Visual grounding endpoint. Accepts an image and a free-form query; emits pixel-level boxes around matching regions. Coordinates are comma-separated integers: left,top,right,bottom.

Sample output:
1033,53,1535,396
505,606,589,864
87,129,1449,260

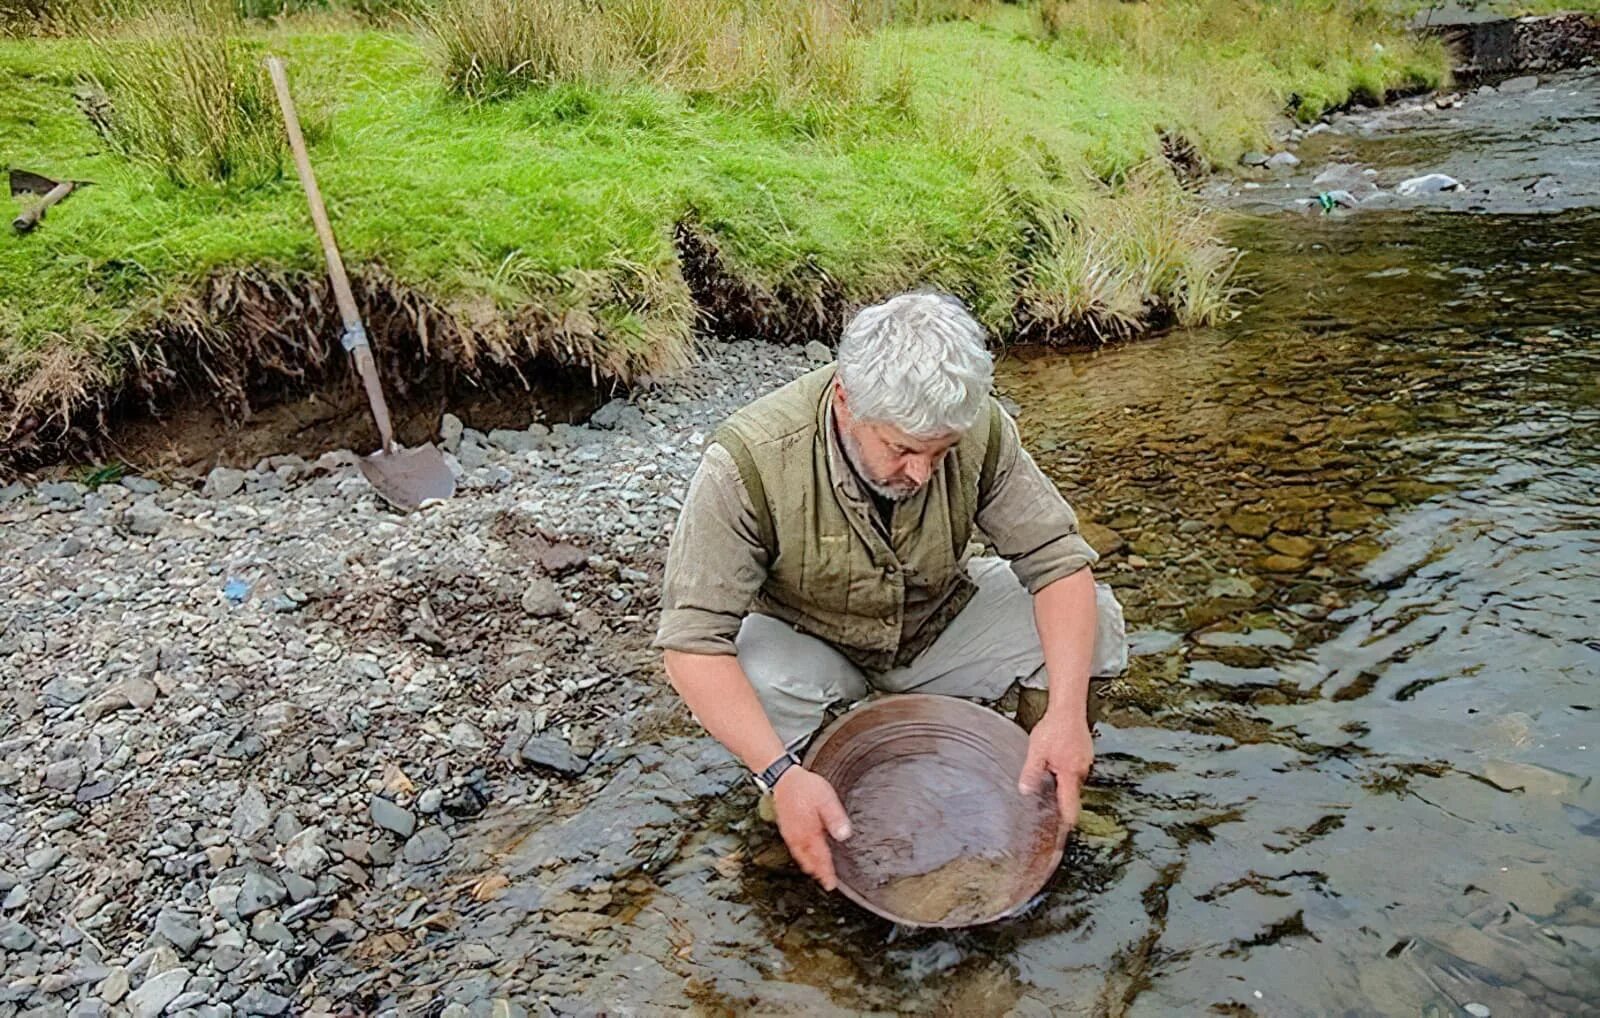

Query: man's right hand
773,767,853,890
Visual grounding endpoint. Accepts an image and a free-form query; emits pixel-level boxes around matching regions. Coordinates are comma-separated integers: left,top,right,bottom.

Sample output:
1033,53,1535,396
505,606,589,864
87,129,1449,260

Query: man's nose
904,456,932,486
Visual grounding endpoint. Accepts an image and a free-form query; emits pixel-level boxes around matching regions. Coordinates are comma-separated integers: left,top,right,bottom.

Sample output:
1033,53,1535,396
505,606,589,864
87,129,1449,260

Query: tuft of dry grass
430,0,860,104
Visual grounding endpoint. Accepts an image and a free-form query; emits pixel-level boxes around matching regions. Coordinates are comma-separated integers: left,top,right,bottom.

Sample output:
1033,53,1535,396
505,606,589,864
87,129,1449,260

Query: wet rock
520,578,564,618
369,797,416,838
1205,576,1256,600
442,785,488,819
203,467,247,498
518,735,589,777
804,340,831,363
402,827,452,865
1397,173,1461,196
1260,554,1310,573
1266,534,1318,559
1223,512,1272,539
128,967,189,1018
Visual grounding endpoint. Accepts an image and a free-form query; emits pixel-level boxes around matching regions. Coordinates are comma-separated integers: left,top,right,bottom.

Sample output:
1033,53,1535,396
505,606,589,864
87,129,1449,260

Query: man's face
833,383,961,501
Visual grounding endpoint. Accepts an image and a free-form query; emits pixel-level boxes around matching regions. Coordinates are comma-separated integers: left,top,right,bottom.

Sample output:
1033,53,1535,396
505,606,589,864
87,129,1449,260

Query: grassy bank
0,1,1447,464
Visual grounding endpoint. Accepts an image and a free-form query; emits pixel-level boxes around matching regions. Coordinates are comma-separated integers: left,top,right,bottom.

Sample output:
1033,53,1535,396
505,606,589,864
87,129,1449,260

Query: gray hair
835,292,994,438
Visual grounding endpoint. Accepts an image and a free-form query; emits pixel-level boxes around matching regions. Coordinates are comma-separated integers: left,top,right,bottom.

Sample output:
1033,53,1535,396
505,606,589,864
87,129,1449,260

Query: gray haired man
653,292,1126,892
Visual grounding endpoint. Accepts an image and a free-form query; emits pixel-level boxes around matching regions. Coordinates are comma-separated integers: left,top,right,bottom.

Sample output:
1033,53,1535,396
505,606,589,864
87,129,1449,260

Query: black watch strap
754,751,800,793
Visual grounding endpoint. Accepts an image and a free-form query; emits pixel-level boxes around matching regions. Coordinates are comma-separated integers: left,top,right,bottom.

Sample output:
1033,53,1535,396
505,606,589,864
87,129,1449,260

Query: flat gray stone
120,476,162,495
519,577,563,618
202,467,247,498
154,908,202,956
402,827,452,865
127,967,190,1018
804,340,831,363
369,796,416,838
1266,151,1301,170
236,988,292,1016
1498,75,1537,94
518,735,589,777
235,870,286,918
0,920,36,951
123,500,169,537
487,428,537,454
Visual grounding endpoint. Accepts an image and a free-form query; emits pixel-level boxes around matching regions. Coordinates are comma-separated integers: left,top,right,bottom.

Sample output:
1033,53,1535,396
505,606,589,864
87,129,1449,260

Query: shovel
265,56,455,512
10,169,91,234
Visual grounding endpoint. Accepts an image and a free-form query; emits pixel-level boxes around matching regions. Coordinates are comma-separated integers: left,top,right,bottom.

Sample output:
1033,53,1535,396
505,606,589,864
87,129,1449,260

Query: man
653,292,1126,892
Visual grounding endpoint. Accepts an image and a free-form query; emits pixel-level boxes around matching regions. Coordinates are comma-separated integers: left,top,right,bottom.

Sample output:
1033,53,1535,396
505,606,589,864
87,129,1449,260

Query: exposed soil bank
2,220,1196,483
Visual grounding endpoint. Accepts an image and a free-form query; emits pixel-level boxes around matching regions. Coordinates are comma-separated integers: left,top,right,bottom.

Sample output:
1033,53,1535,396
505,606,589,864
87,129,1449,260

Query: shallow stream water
426,72,1599,1017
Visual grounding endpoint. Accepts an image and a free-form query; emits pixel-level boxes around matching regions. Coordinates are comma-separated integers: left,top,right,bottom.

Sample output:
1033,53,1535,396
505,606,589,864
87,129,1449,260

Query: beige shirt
653,403,1098,659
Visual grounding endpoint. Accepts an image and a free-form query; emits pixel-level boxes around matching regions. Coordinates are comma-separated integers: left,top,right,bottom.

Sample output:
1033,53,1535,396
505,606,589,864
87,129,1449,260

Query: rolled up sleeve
651,442,770,657
976,408,1099,593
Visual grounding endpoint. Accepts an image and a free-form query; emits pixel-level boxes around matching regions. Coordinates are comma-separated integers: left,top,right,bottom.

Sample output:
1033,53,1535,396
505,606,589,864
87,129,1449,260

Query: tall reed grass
80,0,291,187
431,0,860,103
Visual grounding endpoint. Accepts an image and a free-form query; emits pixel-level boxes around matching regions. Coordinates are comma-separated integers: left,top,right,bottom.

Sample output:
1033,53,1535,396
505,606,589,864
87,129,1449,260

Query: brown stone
1267,534,1318,559
1224,512,1272,539
1328,507,1377,531
1080,522,1126,557
1260,554,1309,573
1361,491,1398,507
1331,538,1383,568
548,911,613,939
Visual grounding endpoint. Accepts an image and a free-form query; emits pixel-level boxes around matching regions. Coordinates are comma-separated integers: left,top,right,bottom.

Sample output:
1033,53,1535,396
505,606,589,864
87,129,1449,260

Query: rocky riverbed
0,340,820,1017
4,67,1599,1018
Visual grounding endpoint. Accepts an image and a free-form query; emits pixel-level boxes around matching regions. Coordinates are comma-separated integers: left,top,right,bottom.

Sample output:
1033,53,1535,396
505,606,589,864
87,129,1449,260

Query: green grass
0,2,1449,436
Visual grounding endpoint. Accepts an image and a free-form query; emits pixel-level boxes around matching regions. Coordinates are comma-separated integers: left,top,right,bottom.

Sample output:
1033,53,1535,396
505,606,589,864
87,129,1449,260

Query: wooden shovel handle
12,180,74,234
265,55,396,451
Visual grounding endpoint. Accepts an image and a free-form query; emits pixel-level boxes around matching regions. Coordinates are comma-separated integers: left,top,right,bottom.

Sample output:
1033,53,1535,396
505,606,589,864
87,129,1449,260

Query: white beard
840,427,920,501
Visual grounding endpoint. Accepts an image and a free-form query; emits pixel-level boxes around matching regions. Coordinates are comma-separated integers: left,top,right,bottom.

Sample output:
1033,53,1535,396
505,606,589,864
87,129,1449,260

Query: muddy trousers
736,557,1128,749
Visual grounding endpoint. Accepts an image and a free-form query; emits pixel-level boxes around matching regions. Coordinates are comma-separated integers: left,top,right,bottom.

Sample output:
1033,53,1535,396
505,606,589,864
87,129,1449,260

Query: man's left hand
1017,709,1093,837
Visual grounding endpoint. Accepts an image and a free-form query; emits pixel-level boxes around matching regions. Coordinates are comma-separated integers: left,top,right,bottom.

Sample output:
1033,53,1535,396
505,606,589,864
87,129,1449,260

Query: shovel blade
357,443,456,512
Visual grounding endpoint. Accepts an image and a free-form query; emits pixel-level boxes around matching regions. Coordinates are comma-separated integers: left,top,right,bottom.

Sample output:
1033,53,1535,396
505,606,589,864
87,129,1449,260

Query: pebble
519,577,564,618
0,339,817,1007
1498,75,1537,94
804,340,831,363
0,920,37,951
235,988,292,1016
1464,1005,1491,1018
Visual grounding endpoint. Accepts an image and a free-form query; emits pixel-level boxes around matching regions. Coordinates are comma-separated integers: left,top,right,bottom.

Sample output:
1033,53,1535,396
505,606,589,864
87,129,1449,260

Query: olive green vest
714,366,1002,673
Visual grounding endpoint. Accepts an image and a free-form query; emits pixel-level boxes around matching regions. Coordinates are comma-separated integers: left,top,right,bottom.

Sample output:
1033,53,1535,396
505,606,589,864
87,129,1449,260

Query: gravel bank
0,340,817,1016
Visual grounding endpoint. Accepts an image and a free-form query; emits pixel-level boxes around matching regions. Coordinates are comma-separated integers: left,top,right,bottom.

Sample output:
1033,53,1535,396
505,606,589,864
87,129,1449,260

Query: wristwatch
752,750,801,793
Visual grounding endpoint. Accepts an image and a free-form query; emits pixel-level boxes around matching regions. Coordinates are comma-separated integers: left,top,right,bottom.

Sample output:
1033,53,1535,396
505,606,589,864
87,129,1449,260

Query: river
433,70,1599,1017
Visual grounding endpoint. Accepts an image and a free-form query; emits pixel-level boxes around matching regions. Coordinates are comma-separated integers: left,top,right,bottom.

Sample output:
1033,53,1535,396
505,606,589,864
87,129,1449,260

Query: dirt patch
2,269,611,481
